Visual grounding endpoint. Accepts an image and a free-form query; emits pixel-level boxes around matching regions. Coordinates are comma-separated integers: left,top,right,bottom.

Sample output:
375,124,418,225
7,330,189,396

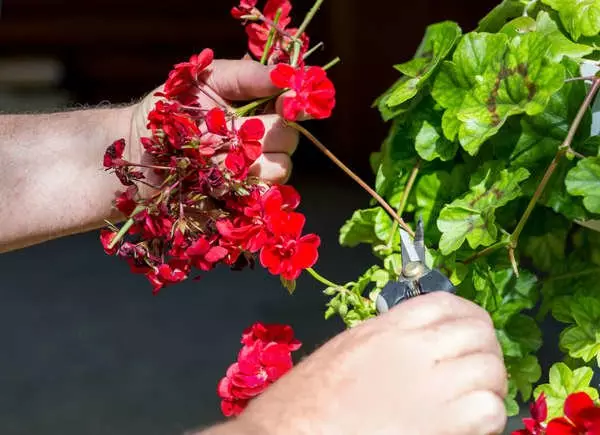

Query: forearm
0,106,134,253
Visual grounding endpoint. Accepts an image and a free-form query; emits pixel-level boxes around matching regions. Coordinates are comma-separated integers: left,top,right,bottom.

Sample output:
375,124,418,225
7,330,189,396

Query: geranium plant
99,0,600,427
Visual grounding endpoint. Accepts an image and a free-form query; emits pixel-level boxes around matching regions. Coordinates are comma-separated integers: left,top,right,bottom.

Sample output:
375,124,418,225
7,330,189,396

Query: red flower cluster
217,322,301,416
101,49,320,293
514,392,600,435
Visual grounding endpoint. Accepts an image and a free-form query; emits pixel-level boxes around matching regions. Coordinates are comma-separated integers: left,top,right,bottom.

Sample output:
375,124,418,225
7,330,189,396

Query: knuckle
472,391,507,434
476,353,508,397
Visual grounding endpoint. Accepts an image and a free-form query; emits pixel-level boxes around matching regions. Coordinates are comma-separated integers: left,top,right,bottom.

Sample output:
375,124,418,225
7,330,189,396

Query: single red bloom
225,118,264,178
547,392,600,435
185,237,228,271
135,210,173,239
104,139,126,168
217,322,301,417
260,211,320,280
513,393,548,435
270,64,336,121
245,0,292,58
205,108,230,136
100,230,118,256
231,0,257,19
114,186,138,217
241,322,302,352
147,101,201,150
260,184,301,216
163,48,214,104
216,218,269,253
147,260,190,294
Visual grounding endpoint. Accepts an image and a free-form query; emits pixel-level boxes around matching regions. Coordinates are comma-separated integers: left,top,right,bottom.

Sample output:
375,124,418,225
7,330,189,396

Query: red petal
205,246,228,263
206,108,228,135
546,418,578,435
239,118,265,142
242,140,263,163
264,0,292,21
292,234,320,270
270,64,296,89
260,245,282,275
532,392,548,423
565,392,596,428
282,97,303,121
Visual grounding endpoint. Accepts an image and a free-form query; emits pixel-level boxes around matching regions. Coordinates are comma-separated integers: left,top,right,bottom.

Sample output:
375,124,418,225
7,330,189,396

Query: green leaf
500,16,537,38
560,326,600,364
500,314,543,357
377,21,462,120
506,355,542,401
566,157,600,214
458,32,566,155
339,208,380,247
536,11,594,61
534,362,599,420
415,120,459,161
477,0,526,32
504,382,521,416
542,0,600,41
553,293,600,363
437,163,530,254
522,208,570,272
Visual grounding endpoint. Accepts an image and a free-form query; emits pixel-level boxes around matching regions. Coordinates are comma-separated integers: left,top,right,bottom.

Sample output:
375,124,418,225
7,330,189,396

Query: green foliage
534,363,599,420
324,0,600,418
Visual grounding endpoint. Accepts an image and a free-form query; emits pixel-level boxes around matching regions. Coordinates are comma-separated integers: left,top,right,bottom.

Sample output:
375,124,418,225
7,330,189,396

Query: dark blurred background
0,1,539,434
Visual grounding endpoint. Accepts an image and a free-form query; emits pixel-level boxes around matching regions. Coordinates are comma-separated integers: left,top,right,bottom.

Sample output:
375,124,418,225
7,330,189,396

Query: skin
0,58,508,434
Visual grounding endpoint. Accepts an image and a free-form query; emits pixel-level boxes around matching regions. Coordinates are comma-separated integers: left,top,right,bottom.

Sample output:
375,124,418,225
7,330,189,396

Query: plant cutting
99,0,600,428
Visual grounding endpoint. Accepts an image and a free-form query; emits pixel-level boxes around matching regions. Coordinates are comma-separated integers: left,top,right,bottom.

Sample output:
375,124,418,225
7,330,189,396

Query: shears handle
375,269,456,314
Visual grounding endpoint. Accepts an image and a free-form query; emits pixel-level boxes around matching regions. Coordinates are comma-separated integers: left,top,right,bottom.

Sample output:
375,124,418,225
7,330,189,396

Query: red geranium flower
185,237,228,271
147,260,190,294
104,138,126,168
513,393,548,435
207,109,264,178
218,322,301,417
547,392,600,435
114,186,138,217
270,64,336,121
260,211,320,280
147,101,201,150
245,0,292,58
162,48,214,104
231,0,257,19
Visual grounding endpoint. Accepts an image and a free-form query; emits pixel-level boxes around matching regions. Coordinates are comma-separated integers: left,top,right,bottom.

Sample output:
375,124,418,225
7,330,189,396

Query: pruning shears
375,219,456,314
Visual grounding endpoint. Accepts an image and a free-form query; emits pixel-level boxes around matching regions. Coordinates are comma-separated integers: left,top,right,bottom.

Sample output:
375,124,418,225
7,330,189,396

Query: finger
243,114,299,155
249,153,292,184
384,292,493,331
416,318,502,362
206,59,279,101
440,391,507,435
434,352,508,400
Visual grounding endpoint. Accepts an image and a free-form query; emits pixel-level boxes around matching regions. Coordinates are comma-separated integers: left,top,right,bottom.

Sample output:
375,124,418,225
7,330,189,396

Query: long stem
306,267,341,288
511,79,600,248
303,42,325,60
107,205,146,249
235,92,284,117
387,161,420,246
464,240,510,264
322,57,341,71
260,8,282,65
291,0,325,66
287,121,414,236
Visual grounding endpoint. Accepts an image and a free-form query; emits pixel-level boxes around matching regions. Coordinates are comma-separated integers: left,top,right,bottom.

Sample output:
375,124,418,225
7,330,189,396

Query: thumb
206,59,279,102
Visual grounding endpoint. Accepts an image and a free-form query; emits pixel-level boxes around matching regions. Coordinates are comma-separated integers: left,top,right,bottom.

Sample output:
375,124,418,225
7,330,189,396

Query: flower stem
291,0,325,66
464,240,510,264
323,57,341,71
260,8,282,65
387,161,420,246
108,205,145,249
303,42,325,60
510,78,600,249
306,267,341,288
235,92,283,117
287,121,414,236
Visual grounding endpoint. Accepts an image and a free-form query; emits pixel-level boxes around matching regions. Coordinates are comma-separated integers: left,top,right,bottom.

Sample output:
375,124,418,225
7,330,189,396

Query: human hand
129,58,299,185
227,292,508,435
